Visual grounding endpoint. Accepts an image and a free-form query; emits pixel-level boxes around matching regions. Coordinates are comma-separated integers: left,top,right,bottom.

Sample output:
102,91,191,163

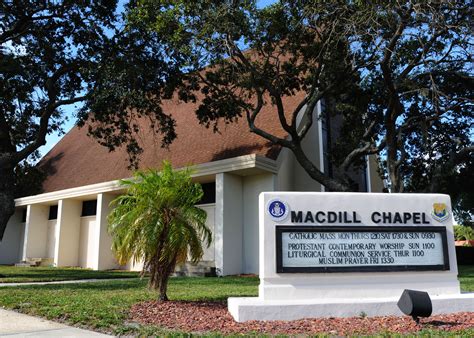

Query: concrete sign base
229,294,474,322
228,192,474,322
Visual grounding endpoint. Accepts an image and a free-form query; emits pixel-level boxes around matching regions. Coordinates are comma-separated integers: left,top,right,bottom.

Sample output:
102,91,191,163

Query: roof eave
15,154,278,206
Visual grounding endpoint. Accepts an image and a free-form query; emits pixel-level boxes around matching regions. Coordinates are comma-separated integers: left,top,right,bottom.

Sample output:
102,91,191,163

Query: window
48,205,58,220
196,182,216,205
21,209,27,222
81,200,97,216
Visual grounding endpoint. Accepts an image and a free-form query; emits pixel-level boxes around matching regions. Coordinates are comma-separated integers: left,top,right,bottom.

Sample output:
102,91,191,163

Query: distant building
0,96,383,275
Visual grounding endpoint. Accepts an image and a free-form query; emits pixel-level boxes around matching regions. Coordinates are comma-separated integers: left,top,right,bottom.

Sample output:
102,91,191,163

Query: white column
199,204,216,262
21,206,30,261
94,193,119,270
215,173,243,276
55,199,82,267
242,173,276,274
23,204,49,260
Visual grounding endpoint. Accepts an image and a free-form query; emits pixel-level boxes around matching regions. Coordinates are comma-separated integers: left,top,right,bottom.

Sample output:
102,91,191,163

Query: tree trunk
159,284,169,301
0,162,16,241
388,165,402,193
158,255,177,302
158,271,170,301
384,101,403,193
386,135,403,193
147,214,178,302
0,112,18,241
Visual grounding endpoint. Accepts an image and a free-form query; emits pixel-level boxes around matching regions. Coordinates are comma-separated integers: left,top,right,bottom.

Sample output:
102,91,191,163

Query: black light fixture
397,289,432,323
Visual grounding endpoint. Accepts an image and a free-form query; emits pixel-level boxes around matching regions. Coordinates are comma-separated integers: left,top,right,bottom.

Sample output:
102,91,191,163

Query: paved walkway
0,309,111,337
0,278,136,287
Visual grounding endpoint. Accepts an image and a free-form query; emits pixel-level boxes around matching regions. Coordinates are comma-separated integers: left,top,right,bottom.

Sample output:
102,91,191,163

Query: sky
37,0,277,159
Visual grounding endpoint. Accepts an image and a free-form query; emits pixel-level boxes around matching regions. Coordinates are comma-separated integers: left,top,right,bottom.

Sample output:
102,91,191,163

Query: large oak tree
0,1,179,240
1,1,472,240
131,0,473,195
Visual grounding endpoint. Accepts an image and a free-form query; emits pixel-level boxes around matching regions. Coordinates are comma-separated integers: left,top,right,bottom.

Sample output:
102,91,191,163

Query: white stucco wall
273,103,324,193
276,149,293,191
96,193,120,270
0,209,24,264
18,221,25,261
242,173,276,274
276,102,383,193
23,204,49,259
199,204,216,262
46,220,57,258
368,155,384,192
292,116,324,192
126,259,144,272
215,173,243,276
78,216,96,268
55,199,82,267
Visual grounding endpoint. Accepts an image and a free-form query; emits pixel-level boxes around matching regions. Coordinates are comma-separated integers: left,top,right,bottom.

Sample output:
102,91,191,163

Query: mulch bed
130,300,474,335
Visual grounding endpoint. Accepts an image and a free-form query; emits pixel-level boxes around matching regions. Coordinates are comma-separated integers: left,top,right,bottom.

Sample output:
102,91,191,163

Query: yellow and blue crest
431,203,449,222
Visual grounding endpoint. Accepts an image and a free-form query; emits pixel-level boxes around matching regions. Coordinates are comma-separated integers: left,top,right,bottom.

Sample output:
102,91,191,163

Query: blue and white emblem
431,203,449,222
267,199,289,221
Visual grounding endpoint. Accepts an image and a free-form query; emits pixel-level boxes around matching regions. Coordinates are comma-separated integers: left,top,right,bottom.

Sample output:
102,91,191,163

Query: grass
458,265,474,292
0,266,472,336
0,266,139,283
0,276,258,335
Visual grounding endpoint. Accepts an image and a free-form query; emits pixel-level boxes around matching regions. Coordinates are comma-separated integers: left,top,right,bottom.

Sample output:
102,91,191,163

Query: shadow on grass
458,265,474,276
170,276,259,285
10,277,259,302
1,273,138,280
14,279,148,291
0,267,140,283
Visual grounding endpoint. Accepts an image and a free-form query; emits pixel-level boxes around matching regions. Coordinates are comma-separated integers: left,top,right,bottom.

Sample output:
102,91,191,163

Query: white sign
228,192,474,322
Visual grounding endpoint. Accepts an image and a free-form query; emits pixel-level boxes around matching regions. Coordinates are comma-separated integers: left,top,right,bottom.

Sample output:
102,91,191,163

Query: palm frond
107,161,211,297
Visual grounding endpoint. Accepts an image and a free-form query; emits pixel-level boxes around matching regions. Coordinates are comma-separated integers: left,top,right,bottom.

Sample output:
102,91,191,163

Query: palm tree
108,161,212,301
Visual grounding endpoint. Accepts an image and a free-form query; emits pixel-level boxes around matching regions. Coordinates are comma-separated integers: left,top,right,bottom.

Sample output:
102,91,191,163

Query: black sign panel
276,226,450,273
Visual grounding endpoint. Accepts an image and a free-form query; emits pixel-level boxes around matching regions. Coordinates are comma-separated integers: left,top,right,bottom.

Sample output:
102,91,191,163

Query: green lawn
0,266,140,283
458,265,474,292
0,276,258,335
0,266,472,336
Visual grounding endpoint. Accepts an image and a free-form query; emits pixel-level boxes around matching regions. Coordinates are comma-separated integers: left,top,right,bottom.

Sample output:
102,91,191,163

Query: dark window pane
21,209,27,222
197,182,216,205
81,200,97,216
48,205,58,220
321,100,333,178
363,160,369,192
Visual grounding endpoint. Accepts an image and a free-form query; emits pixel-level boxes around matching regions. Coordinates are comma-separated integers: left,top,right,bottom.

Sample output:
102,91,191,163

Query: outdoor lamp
397,289,432,323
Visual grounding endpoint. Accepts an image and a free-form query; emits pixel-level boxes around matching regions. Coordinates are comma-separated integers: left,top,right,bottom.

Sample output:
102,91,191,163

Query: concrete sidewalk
0,309,112,337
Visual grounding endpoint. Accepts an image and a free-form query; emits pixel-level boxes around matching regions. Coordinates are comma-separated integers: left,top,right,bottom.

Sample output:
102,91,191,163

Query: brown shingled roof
39,93,305,193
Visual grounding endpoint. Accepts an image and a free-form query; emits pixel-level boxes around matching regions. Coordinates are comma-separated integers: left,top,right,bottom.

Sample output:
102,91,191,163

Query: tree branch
14,94,88,163
244,91,294,148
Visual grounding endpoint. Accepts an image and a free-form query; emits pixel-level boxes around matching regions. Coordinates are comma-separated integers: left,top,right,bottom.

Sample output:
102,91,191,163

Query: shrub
454,225,474,241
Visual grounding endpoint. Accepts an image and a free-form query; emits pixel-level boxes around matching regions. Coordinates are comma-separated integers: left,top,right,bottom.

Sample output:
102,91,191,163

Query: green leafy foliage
13,161,46,198
108,161,212,300
454,225,474,241
0,1,181,240
129,1,473,196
